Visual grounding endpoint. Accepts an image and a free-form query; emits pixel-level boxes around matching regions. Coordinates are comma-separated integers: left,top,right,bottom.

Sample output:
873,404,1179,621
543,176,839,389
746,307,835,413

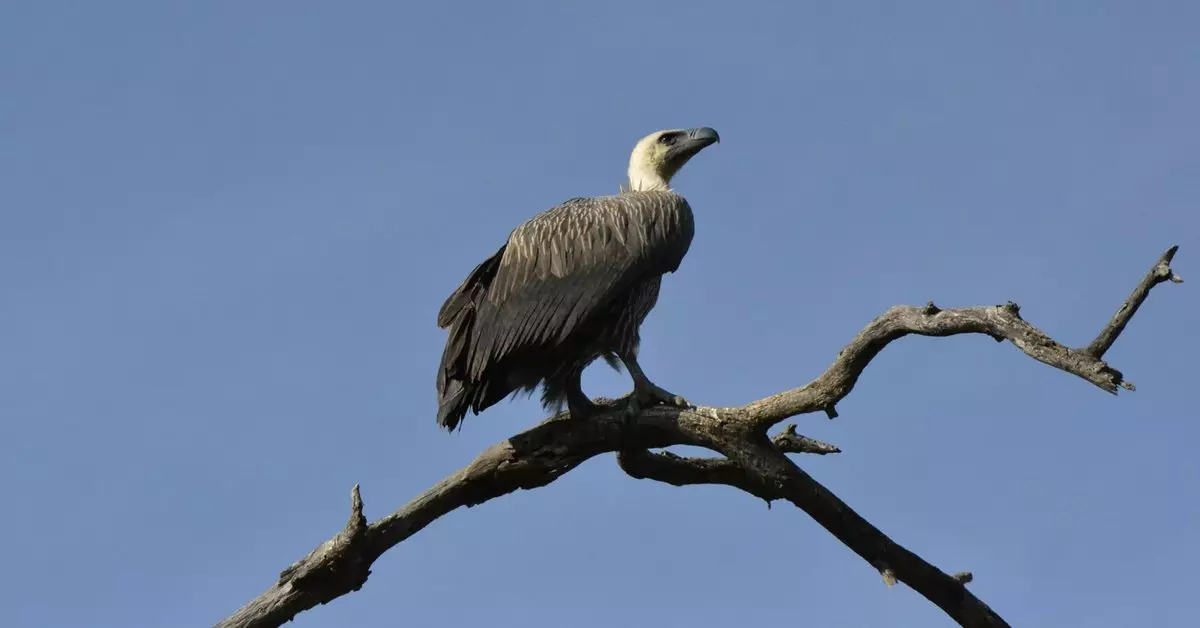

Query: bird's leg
619,352,690,416
565,370,602,420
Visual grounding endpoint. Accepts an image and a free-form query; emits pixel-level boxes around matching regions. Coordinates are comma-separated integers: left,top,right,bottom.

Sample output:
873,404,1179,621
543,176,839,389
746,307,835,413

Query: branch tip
348,484,366,532
1086,246,1184,358
824,405,839,419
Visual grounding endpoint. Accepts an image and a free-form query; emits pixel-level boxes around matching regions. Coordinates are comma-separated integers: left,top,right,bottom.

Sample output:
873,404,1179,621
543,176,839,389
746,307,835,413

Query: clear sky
2,2,1196,626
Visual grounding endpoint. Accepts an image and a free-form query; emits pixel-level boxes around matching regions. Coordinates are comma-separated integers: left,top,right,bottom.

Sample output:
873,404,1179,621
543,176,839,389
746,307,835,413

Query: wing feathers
452,192,693,395
437,245,505,329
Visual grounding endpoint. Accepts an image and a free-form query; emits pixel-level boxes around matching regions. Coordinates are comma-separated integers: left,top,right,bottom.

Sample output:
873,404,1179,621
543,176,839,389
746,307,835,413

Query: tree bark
215,246,1183,628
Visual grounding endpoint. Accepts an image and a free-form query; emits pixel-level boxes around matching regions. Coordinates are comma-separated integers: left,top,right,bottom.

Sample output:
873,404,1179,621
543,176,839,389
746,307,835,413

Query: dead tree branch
216,246,1182,628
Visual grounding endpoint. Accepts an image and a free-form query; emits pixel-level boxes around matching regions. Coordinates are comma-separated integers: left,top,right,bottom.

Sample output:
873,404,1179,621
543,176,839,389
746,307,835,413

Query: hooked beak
667,127,720,162
685,127,720,146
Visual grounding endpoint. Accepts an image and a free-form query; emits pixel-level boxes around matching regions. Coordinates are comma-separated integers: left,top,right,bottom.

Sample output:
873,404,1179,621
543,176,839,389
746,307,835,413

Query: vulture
435,127,720,430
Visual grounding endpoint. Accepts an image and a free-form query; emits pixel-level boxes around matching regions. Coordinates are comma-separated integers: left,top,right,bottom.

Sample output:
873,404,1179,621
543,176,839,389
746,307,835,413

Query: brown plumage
435,127,719,430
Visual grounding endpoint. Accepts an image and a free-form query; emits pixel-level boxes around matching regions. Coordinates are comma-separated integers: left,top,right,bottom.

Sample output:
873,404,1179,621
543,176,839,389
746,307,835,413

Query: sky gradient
2,2,1197,626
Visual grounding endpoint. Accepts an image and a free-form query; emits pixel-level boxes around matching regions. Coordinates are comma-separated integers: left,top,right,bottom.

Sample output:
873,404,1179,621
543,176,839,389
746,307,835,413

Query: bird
434,127,720,431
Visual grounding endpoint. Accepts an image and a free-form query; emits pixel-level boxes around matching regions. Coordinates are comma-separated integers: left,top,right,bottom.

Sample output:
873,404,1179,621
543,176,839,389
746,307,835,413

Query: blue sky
2,2,1197,626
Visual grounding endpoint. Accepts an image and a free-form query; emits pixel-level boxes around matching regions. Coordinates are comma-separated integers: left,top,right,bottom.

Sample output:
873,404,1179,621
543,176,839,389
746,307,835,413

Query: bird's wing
467,193,692,378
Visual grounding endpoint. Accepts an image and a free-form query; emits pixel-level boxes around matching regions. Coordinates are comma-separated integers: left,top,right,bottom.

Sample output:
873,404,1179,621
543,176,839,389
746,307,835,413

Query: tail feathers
436,346,512,430
436,378,471,431
437,309,479,431
436,316,524,430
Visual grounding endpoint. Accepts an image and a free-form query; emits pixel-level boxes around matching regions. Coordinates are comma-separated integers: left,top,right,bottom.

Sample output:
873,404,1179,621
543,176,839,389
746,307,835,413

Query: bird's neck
626,163,671,192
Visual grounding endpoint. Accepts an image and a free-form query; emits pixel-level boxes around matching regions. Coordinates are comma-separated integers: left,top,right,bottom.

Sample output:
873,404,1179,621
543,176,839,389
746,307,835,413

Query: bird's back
495,190,694,296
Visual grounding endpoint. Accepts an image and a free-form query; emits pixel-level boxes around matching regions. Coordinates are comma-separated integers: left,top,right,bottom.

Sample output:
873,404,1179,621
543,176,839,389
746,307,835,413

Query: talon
619,354,692,414
634,384,690,410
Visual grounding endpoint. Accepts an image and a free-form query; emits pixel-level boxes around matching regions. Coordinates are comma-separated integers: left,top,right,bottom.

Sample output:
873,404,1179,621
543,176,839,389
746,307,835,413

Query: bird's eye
658,133,677,145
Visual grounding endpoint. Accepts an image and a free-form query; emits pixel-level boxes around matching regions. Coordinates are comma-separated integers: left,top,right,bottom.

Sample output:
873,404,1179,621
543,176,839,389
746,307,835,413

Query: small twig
774,424,841,454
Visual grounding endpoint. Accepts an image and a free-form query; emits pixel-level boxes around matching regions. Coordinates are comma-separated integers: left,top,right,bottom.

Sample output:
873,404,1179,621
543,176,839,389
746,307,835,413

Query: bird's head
626,127,720,192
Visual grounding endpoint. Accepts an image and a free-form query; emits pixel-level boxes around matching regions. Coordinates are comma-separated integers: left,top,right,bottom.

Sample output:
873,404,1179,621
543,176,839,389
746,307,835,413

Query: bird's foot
619,384,690,425
634,382,691,412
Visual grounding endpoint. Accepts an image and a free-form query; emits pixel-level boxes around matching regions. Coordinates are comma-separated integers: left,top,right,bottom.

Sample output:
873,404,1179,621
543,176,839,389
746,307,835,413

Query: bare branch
716,434,1009,627
216,246,1181,628
1087,245,1182,358
743,246,1183,429
618,435,1005,627
215,411,702,628
742,302,1122,429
